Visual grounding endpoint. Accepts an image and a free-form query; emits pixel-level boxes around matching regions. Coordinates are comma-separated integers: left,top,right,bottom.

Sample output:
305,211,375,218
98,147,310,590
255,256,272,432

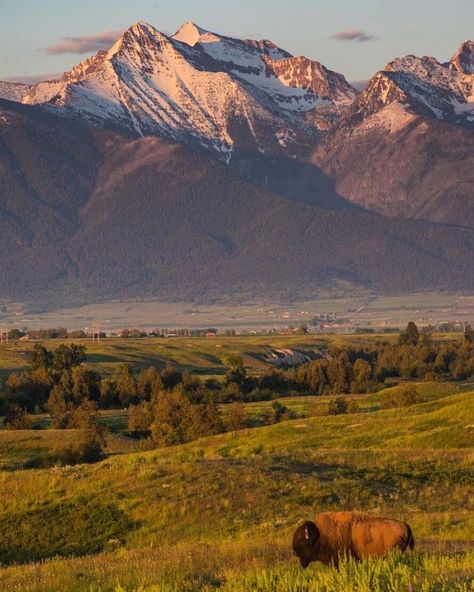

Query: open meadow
0,382,472,591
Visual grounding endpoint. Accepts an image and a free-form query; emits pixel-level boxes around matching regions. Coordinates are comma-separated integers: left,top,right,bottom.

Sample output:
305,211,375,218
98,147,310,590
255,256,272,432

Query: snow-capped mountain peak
450,40,474,74
348,43,474,130
0,20,359,159
172,21,210,46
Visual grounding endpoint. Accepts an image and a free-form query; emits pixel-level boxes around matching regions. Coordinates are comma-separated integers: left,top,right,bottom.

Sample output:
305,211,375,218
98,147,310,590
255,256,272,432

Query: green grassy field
0,331,468,382
0,335,333,379
0,385,472,591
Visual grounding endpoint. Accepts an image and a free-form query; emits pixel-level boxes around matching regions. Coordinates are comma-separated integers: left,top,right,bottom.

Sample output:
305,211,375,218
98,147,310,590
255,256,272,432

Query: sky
1,0,473,83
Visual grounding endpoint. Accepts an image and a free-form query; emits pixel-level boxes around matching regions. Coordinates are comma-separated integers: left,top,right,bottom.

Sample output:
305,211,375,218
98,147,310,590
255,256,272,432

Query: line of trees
0,324,473,445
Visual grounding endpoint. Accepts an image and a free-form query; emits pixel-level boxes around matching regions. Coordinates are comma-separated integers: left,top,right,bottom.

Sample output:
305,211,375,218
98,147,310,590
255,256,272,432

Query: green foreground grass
0,388,472,591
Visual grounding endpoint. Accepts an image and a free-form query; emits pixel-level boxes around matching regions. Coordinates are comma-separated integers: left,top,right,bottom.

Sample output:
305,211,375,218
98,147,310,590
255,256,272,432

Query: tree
326,353,351,393
98,380,118,408
223,354,246,385
187,399,223,439
71,398,99,429
464,324,474,343
150,387,193,447
225,402,246,432
258,370,287,394
47,383,74,429
53,344,87,374
398,322,420,346
30,344,54,372
7,329,25,341
128,401,154,432
159,366,183,390
137,366,162,401
351,359,372,393
71,367,101,405
3,403,32,429
4,370,51,411
297,360,328,395
113,365,138,406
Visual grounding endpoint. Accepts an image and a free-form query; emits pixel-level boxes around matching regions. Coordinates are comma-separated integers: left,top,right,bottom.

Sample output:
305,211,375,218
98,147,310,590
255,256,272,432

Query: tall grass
0,543,472,592
0,390,471,590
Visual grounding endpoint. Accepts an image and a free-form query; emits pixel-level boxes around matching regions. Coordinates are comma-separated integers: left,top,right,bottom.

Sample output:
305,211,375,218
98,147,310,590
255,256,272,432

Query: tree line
0,323,473,451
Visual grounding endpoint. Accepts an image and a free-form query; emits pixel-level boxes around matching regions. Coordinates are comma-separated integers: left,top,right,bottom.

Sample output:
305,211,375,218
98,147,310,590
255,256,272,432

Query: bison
293,511,415,568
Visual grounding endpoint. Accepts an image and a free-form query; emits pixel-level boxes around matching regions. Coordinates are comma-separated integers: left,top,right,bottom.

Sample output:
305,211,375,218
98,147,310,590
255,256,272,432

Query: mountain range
0,22,473,306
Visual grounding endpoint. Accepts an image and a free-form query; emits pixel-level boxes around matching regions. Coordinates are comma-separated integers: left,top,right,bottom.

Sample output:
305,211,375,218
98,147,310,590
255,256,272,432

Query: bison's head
292,521,319,568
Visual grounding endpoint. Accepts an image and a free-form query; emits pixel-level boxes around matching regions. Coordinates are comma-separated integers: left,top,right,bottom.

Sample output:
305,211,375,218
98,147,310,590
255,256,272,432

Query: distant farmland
2,292,474,332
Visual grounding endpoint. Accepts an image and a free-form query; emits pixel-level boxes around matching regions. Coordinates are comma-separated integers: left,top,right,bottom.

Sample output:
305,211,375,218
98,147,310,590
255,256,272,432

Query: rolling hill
0,388,472,590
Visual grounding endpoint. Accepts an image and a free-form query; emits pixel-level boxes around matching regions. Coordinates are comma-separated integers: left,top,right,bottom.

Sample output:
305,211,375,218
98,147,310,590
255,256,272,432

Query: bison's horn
304,526,310,540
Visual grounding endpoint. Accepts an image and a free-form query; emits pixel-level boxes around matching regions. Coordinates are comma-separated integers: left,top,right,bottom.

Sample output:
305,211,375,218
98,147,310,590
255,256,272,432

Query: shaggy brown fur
293,511,415,568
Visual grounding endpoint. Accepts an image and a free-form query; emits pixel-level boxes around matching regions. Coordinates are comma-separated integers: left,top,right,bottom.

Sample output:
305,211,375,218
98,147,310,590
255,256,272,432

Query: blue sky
1,0,473,82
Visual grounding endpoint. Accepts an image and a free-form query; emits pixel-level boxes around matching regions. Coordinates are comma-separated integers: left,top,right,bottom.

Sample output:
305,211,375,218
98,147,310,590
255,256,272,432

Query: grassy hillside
0,388,472,591
0,335,332,379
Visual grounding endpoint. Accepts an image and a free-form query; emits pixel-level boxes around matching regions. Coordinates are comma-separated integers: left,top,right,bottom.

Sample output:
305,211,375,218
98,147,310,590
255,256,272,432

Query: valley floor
2,293,474,332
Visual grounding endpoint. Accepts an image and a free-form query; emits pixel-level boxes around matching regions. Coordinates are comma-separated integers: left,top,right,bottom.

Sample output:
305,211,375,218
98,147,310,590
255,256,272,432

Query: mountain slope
311,41,474,227
312,110,474,227
1,99,474,305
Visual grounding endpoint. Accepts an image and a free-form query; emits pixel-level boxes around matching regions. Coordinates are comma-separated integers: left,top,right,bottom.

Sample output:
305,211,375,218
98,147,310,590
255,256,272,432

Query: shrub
51,427,105,465
380,386,427,408
327,397,349,415
2,404,32,429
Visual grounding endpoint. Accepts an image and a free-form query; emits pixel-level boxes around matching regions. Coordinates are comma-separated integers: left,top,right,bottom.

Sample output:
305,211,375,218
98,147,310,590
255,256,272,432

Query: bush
51,427,105,465
2,404,32,429
380,386,427,408
327,397,348,415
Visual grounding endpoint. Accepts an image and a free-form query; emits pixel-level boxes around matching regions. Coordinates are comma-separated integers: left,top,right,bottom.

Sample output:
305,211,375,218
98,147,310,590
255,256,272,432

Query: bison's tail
406,525,415,550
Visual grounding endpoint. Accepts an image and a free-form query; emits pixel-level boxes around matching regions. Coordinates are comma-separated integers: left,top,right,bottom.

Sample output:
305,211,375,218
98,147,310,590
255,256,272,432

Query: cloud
45,30,122,55
2,72,63,84
331,29,377,43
